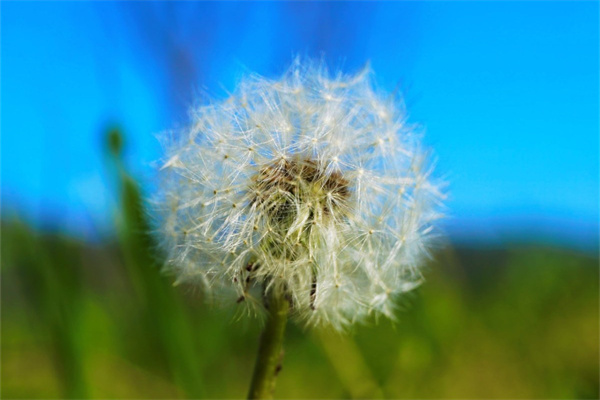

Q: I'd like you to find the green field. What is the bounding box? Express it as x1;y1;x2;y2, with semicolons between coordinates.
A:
2;219;598;398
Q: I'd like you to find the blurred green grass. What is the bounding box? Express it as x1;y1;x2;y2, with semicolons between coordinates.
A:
2;130;598;399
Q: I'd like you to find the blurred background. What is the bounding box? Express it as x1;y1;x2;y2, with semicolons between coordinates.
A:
2;2;598;399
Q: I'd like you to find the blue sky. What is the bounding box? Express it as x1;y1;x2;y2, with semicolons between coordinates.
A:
1;1;598;247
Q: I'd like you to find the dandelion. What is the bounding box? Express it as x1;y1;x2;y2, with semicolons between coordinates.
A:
153;59;444;398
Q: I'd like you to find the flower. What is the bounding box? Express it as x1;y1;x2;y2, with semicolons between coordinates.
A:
153;59;444;330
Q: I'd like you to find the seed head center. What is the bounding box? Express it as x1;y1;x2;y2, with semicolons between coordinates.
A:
250;158;350;229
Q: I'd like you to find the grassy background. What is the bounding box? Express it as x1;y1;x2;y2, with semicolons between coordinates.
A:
2;131;598;399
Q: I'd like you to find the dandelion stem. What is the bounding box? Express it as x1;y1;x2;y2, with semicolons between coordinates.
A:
247;293;290;399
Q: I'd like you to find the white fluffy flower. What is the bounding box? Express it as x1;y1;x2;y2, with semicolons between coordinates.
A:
154;59;444;330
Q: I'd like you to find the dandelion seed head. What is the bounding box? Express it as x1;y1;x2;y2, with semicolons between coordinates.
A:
153;59;444;330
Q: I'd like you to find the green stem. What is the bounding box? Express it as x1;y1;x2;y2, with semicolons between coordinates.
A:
247;293;290;399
